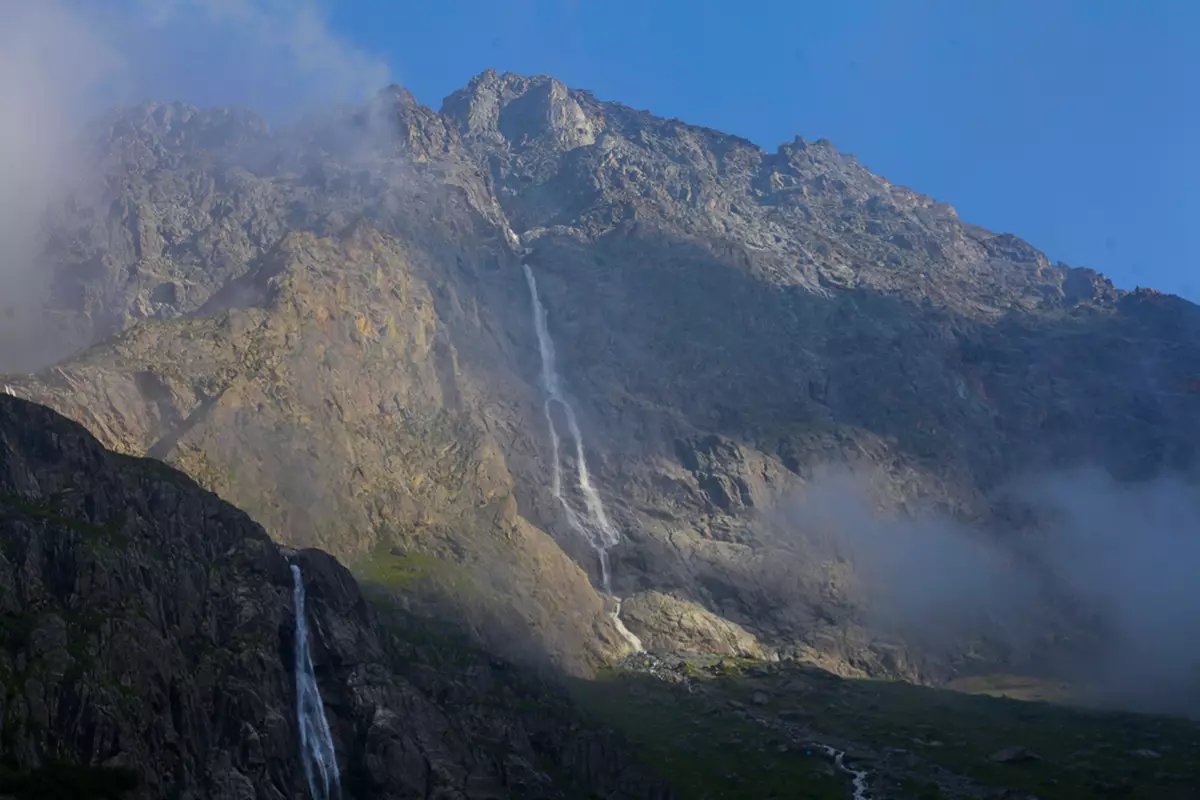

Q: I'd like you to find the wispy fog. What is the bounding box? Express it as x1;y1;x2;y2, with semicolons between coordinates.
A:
0;0;388;371
771;465;1200;714
0;2;122;369
779;468;1042;652
1015;468;1200;713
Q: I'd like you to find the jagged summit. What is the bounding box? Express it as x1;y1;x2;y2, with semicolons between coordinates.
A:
435;71;1149;321
376;82;419;107
74;70;1179;314
441;70;598;151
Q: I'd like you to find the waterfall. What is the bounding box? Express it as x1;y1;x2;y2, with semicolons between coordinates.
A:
818;745;871;800
522;264;643;653
292;564;342;800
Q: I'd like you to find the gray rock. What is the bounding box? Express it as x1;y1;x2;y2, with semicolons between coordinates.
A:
989;746;1042;764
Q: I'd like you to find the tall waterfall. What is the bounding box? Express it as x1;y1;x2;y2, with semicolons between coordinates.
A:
291;564;342;800
522;265;643;653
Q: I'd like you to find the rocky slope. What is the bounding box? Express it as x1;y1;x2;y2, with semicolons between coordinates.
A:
4;72;1199;683
0;393;673;799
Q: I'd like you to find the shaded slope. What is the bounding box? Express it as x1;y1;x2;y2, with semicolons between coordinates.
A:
7;224;634;674
0;393;672;799
577;653;1200;800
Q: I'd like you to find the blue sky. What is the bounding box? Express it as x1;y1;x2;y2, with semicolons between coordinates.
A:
325;0;1198;301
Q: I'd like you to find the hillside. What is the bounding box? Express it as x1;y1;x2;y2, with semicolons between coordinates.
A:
3;396;1199;800
4;71;1199;686
0;393;671;799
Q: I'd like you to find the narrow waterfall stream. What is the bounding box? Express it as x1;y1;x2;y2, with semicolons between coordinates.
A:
818;745;872;800
521;264;874;798
291;564;342;800
522;264;644;652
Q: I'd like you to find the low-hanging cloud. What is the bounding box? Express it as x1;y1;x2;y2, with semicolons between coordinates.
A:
0;0;389;371
0;1;124;368
1013;468;1200;713
126;0;390;116
772;467;1045;657
767;465;1200;715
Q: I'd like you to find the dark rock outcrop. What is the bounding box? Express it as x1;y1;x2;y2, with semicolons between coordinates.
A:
0;394;671;799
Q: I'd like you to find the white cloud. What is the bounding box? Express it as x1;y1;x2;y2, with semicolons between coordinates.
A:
126;0;390;114
0;1;126;366
0;0;388;370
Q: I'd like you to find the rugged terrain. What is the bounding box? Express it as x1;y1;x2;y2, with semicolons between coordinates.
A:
3;71;1199;682
4;395;1199;800
576;652;1200;800
0;393;673;799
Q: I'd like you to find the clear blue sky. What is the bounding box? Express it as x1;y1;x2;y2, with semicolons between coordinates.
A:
327;0;1199;301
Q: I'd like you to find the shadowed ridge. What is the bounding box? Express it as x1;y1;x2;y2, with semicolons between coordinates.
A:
0;392;676;799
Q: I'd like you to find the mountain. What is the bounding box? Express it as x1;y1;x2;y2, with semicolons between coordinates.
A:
4;71;1199;685
4;394;1200;799
0;393;672;799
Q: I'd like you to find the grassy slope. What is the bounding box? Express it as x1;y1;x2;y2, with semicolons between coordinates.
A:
565;656;1200;800
569;667;847;800
356;549;1200;800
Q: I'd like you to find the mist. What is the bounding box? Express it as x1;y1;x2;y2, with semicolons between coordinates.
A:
1015;468;1200;713
0;0;389;371
0;2;120;369
771;465;1200;715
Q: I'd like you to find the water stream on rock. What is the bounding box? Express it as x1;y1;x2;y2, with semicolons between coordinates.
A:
292;564;342;800
819;745;871;800
523;264;644;653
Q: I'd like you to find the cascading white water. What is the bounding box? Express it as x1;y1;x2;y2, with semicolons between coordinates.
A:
522;264;643;653
292;564;343;800
818;745;871;800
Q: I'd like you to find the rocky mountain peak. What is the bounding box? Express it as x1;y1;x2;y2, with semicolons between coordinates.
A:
442;70;597;151
375;82;419;108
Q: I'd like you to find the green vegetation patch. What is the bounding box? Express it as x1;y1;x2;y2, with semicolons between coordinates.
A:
353;544;494;613
944;672;1076;703
592;655;1200;800
792;667;1200;799
568;667;848;800
355;547;443;589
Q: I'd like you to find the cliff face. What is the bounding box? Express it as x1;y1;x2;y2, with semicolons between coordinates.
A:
0;394;672;799
5;72;1199;680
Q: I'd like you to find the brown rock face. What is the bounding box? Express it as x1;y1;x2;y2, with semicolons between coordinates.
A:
619;591;765;658
4;72;1199;680
6;219;629;674
0;394;673;799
